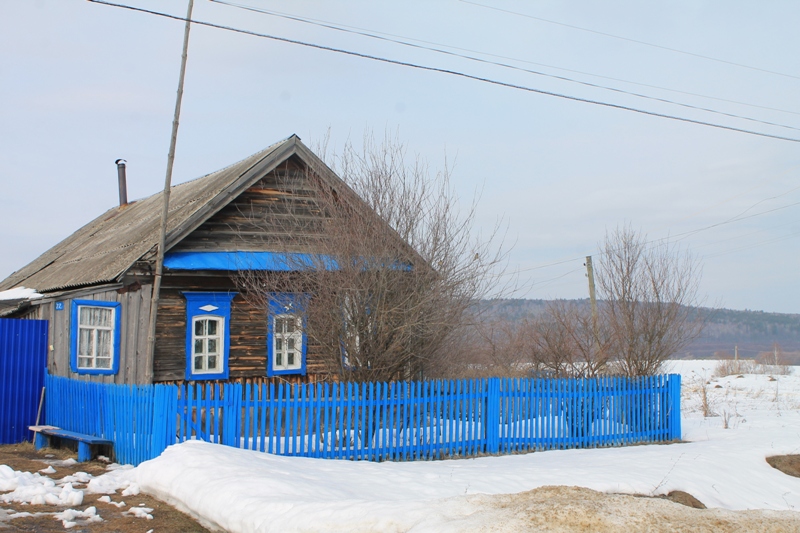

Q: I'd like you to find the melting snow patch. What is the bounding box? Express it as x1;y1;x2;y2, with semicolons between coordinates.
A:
125;506;154;519
59;472;91;485
39;466;56;474
122;483;141;496
54;506;102;529
86;464;135;495
0;466;83;506
97;495;126;508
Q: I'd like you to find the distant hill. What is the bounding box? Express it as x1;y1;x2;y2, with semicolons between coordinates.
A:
479;299;800;363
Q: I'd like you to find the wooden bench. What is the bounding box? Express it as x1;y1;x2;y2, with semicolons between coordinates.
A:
29;425;113;462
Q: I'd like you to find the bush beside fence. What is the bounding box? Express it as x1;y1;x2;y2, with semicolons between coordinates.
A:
44;373;680;466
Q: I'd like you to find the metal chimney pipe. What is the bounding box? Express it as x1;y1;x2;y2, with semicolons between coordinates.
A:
115;159;128;206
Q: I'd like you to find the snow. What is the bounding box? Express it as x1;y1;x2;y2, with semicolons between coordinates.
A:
1;360;798;531
54;506;102;528
125;506;154;519
0;286;42;300
0;465;83;507
97;495;126;508
115;360;799;532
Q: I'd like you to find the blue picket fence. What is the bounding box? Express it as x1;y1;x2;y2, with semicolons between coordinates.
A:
44;376;177;465
44;373;681;465
0;319;48;444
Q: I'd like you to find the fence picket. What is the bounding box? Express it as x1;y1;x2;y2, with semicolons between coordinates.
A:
42;372;681;466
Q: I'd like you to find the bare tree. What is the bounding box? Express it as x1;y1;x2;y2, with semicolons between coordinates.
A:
528;301;613;378
235;132;509;382
595;226;704;376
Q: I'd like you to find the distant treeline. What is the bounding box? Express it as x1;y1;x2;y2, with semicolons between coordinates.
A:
478;299;800;363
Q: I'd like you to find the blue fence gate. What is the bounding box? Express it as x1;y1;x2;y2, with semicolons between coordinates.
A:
0;319;48;444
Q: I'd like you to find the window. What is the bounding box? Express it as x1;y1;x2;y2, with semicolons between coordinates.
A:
272;314;303;371
70;300;121;375
184;292;237;380
267;293;308;377
192;316;223;374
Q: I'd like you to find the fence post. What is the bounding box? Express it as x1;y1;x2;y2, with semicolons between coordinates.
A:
485;378;500;454
669;374;681;441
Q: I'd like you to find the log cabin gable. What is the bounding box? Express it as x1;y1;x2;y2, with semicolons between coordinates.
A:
0;134;427;386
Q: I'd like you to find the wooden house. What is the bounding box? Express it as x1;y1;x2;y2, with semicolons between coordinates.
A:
0;135;418;385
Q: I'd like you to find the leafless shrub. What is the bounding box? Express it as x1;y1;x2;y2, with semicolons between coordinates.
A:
234;132;510;382
595;226;705;377
689;372;715;418
714;358;758;377
756;343;792;376
525;301;612;378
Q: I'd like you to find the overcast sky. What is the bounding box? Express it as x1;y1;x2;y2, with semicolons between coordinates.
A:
2;0;798;313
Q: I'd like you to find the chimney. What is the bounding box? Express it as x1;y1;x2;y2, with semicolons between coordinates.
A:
115;159;128;206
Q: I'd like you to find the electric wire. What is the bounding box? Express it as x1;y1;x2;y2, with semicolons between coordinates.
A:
648;164;800;235
87;0;800;144
509;184;800;275
211;0;800;117
695;219;798;249
460;0;800;82
703;229;800;259
210;0;800;132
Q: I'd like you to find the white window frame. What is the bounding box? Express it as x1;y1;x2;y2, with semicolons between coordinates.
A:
272;313;303;371
76;304;116;371
191;315;225;374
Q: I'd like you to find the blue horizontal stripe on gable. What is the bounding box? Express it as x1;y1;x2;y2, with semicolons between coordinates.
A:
164;252;338;271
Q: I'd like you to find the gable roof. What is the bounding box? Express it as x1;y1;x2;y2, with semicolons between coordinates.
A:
0;135;347;294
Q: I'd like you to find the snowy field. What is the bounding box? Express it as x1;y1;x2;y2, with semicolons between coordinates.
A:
2;360;800;531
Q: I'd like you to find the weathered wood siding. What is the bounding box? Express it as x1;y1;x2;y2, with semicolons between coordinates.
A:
31;283;153;385
152;273;328;384
171;156;327;254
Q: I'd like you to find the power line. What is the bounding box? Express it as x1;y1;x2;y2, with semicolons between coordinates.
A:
460;0;800;82
665;198;800;244
88;0;800;144
703;230;800;259
211;0;800;133
510;181;800;274
648;164;800;235
212;1;800;117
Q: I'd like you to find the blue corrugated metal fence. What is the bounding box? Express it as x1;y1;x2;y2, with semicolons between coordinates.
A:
0;319;48;444
44;373;680;465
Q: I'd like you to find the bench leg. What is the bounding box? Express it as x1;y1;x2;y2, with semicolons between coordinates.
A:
34;432;50;451
77;442;93;462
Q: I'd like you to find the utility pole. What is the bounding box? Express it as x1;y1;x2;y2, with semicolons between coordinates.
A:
146;0;195;377
585;255;600;352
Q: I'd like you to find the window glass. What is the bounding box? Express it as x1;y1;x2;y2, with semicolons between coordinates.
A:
272;313;302;371
192;316;223;373
76;304;115;370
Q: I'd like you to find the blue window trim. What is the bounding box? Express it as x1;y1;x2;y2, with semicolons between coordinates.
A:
70;299;121;375
267;293;309;377
183;292;237;381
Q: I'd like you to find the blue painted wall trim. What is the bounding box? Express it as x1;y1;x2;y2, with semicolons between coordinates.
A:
165;251;338;271
69;300;121;375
